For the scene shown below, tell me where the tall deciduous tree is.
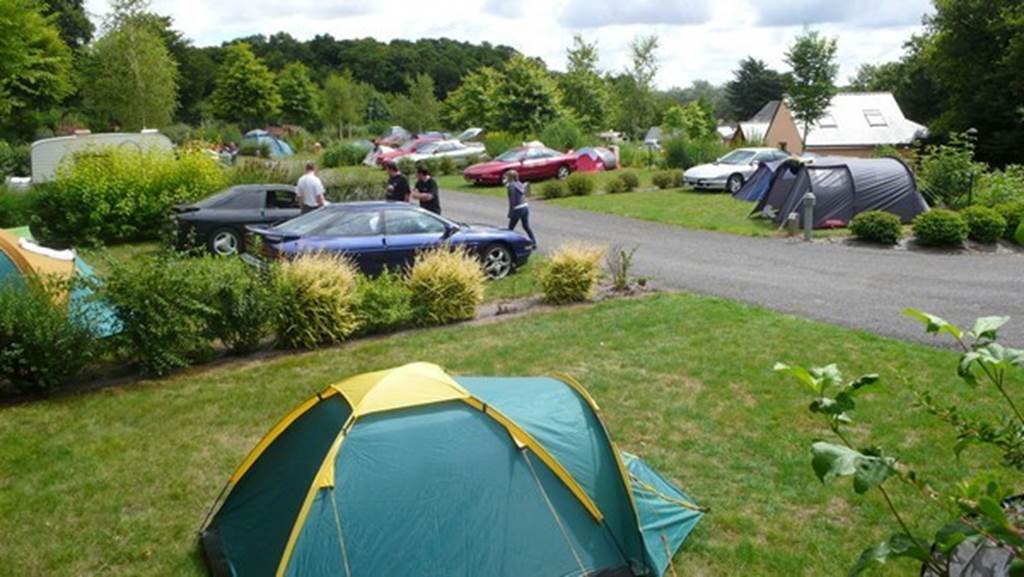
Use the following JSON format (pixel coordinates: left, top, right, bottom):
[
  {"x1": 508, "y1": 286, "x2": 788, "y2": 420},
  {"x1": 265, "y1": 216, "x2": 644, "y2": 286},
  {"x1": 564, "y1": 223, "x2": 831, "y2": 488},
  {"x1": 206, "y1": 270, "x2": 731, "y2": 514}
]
[
  {"x1": 82, "y1": 19, "x2": 177, "y2": 130},
  {"x1": 489, "y1": 55, "x2": 561, "y2": 135},
  {"x1": 441, "y1": 66, "x2": 498, "y2": 129},
  {"x1": 559, "y1": 34, "x2": 609, "y2": 133},
  {"x1": 389, "y1": 73, "x2": 441, "y2": 134},
  {"x1": 725, "y1": 57, "x2": 787, "y2": 121},
  {"x1": 614, "y1": 34, "x2": 659, "y2": 138},
  {"x1": 0, "y1": 0, "x2": 73, "y2": 125},
  {"x1": 784, "y1": 30, "x2": 839, "y2": 146},
  {"x1": 210, "y1": 43, "x2": 281, "y2": 128},
  {"x1": 320, "y1": 72, "x2": 364, "y2": 138},
  {"x1": 277, "y1": 62, "x2": 319, "y2": 128},
  {"x1": 39, "y1": 0, "x2": 93, "y2": 50}
]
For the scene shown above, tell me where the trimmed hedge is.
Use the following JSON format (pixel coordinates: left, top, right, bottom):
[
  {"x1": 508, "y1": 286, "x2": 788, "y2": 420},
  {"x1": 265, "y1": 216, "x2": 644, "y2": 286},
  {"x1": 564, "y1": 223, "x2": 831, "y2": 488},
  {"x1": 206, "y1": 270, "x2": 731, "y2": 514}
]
[
  {"x1": 961, "y1": 206, "x2": 1007, "y2": 244},
  {"x1": 912, "y1": 209, "x2": 968, "y2": 246},
  {"x1": 994, "y1": 201, "x2": 1024, "y2": 240},
  {"x1": 849, "y1": 211, "x2": 903, "y2": 245}
]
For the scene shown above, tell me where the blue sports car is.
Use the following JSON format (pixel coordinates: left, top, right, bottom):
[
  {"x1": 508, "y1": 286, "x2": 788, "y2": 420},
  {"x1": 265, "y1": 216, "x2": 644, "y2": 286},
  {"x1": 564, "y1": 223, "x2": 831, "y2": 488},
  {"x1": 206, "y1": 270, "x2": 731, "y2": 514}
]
[{"x1": 245, "y1": 202, "x2": 533, "y2": 279}]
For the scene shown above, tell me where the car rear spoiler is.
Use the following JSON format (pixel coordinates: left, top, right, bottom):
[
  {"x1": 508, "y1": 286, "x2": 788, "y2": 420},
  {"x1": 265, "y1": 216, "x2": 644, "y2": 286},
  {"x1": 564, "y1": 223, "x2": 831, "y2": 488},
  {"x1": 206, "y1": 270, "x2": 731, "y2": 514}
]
[{"x1": 171, "y1": 204, "x2": 199, "y2": 214}]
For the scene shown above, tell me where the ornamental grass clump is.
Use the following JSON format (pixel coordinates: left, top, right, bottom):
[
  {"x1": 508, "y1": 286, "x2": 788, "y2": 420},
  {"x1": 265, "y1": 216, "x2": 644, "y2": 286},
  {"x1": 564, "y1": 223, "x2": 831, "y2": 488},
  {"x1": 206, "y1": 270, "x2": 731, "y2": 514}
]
[
  {"x1": 541, "y1": 243, "x2": 606, "y2": 304},
  {"x1": 274, "y1": 253, "x2": 362, "y2": 349},
  {"x1": 407, "y1": 246, "x2": 485, "y2": 325}
]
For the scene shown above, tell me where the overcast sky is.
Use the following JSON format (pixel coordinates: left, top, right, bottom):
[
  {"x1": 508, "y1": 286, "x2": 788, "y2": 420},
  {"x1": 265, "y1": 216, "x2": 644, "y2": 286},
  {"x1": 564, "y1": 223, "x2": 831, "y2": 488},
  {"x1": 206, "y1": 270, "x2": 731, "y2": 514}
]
[{"x1": 84, "y1": 0, "x2": 933, "y2": 89}]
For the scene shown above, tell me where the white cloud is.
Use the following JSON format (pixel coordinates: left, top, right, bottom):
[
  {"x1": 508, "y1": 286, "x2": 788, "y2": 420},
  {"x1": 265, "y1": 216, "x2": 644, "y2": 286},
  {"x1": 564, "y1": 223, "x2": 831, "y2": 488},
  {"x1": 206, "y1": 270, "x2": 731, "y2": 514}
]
[{"x1": 84, "y1": 0, "x2": 932, "y2": 89}]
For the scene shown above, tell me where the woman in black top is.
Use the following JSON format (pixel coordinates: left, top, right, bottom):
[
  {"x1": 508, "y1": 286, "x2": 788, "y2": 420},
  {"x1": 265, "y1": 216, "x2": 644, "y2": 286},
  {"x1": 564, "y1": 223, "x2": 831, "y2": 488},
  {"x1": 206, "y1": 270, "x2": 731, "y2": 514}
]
[{"x1": 411, "y1": 165, "x2": 441, "y2": 214}]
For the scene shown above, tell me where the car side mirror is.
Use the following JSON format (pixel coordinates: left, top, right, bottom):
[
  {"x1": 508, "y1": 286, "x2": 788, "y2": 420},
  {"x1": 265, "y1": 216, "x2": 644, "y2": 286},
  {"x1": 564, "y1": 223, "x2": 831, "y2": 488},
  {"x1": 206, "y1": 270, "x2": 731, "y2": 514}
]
[{"x1": 442, "y1": 224, "x2": 458, "y2": 239}]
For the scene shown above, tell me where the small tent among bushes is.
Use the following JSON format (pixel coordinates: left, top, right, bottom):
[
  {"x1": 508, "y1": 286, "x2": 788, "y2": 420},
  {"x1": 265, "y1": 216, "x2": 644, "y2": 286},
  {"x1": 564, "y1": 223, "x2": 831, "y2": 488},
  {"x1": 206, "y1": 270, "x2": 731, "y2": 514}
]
[
  {"x1": 242, "y1": 130, "x2": 294, "y2": 158},
  {"x1": 752, "y1": 156, "x2": 927, "y2": 228},
  {"x1": 201, "y1": 363, "x2": 704, "y2": 577},
  {"x1": 733, "y1": 159, "x2": 786, "y2": 202}
]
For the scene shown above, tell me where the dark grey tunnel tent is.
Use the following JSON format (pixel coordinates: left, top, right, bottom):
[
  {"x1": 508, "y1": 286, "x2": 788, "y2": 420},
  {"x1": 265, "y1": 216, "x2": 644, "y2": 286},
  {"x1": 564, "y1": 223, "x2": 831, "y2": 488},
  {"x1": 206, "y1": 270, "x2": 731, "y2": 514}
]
[{"x1": 751, "y1": 156, "x2": 928, "y2": 228}]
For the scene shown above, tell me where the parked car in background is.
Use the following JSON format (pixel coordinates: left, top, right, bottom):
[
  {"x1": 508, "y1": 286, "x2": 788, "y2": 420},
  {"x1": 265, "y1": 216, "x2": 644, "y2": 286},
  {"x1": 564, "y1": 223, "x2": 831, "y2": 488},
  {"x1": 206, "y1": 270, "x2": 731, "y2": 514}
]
[
  {"x1": 371, "y1": 136, "x2": 445, "y2": 166},
  {"x1": 173, "y1": 184, "x2": 300, "y2": 256},
  {"x1": 463, "y1": 145, "x2": 577, "y2": 185},
  {"x1": 403, "y1": 139, "x2": 487, "y2": 166},
  {"x1": 377, "y1": 126, "x2": 413, "y2": 147},
  {"x1": 245, "y1": 202, "x2": 533, "y2": 279},
  {"x1": 683, "y1": 147, "x2": 791, "y2": 193}
]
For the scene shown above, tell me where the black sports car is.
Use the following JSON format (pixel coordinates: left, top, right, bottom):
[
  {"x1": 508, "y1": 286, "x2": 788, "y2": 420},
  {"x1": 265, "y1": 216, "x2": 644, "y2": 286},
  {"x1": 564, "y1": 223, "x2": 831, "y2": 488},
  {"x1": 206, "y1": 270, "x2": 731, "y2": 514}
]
[{"x1": 173, "y1": 184, "x2": 301, "y2": 255}]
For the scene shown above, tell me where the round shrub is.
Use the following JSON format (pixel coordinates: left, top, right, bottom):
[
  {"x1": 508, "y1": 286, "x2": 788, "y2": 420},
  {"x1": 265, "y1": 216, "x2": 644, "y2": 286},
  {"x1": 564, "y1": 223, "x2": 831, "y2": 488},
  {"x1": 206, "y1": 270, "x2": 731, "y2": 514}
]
[
  {"x1": 541, "y1": 243, "x2": 606, "y2": 304},
  {"x1": 605, "y1": 178, "x2": 627, "y2": 194},
  {"x1": 437, "y1": 156, "x2": 457, "y2": 176},
  {"x1": 663, "y1": 136, "x2": 691, "y2": 169},
  {"x1": 961, "y1": 206, "x2": 1006, "y2": 244},
  {"x1": 565, "y1": 172, "x2": 595, "y2": 196},
  {"x1": 395, "y1": 157, "x2": 416, "y2": 176},
  {"x1": 912, "y1": 209, "x2": 968, "y2": 246},
  {"x1": 994, "y1": 201, "x2": 1024, "y2": 240},
  {"x1": 849, "y1": 211, "x2": 903, "y2": 245},
  {"x1": 355, "y1": 270, "x2": 413, "y2": 335},
  {"x1": 671, "y1": 169, "x2": 685, "y2": 188},
  {"x1": 540, "y1": 180, "x2": 568, "y2": 199},
  {"x1": 274, "y1": 253, "x2": 362, "y2": 349},
  {"x1": 652, "y1": 171, "x2": 674, "y2": 189},
  {"x1": 0, "y1": 281, "x2": 97, "y2": 395},
  {"x1": 540, "y1": 117, "x2": 585, "y2": 151},
  {"x1": 617, "y1": 171, "x2": 640, "y2": 192},
  {"x1": 483, "y1": 131, "x2": 519, "y2": 158},
  {"x1": 192, "y1": 256, "x2": 278, "y2": 354},
  {"x1": 407, "y1": 246, "x2": 485, "y2": 325},
  {"x1": 321, "y1": 141, "x2": 368, "y2": 168}
]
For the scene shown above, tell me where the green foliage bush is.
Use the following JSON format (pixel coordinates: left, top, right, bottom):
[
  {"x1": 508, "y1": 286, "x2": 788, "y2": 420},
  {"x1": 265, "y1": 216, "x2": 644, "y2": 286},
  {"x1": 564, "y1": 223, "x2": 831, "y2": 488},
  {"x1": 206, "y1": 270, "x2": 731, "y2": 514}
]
[
  {"x1": 652, "y1": 171, "x2": 674, "y2": 189},
  {"x1": 849, "y1": 211, "x2": 903, "y2": 245},
  {"x1": 961, "y1": 205, "x2": 1006, "y2": 244},
  {"x1": 407, "y1": 247, "x2": 485, "y2": 325},
  {"x1": 0, "y1": 187, "x2": 35, "y2": 228},
  {"x1": 616, "y1": 144, "x2": 647, "y2": 168},
  {"x1": 355, "y1": 270, "x2": 413, "y2": 335},
  {"x1": 605, "y1": 178, "x2": 627, "y2": 194},
  {"x1": 100, "y1": 255, "x2": 215, "y2": 375},
  {"x1": 662, "y1": 136, "x2": 691, "y2": 169},
  {"x1": 321, "y1": 141, "x2": 368, "y2": 168},
  {"x1": 671, "y1": 169, "x2": 685, "y2": 188},
  {"x1": 994, "y1": 201, "x2": 1024, "y2": 240},
  {"x1": 687, "y1": 138, "x2": 729, "y2": 167},
  {"x1": 975, "y1": 165, "x2": 1024, "y2": 207},
  {"x1": 483, "y1": 131, "x2": 519, "y2": 158},
  {"x1": 918, "y1": 131, "x2": 983, "y2": 209},
  {"x1": 0, "y1": 141, "x2": 30, "y2": 176},
  {"x1": 395, "y1": 157, "x2": 416, "y2": 175},
  {"x1": 192, "y1": 257, "x2": 277, "y2": 354},
  {"x1": 565, "y1": 172, "x2": 595, "y2": 196},
  {"x1": 437, "y1": 156, "x2": 457, "y2": 176},
  {"x1": 324, "y1": 169, "x2": 386, "y2": 202},
  {"x1": 238, "y1": 140, "x2": 271, "y2": 158},
  {"x1": 912, "y1": 209, "x2": 968, "y2": 246},
  {"x1": 871, "y1": 144, "x2": 903, "y2": 159},
  {"x1": 274, "y1": 253, "x2": 362, "y2": 349},
  {"x1": 540, "y1": 117, "x2": 585, "y2": 151},
  {"x1": 617, "y1": 170, "x2": 640, "y2": 192},
  {"x1": 539, "y1": 180, "x2": 568, "y2": 199},
  {"x1": 33, "y1": 149, "x2": 227, "y2": 245},
  {"x1": 541, "y1": 243, "x2": 605, "y2": 304},
  {"x1": 0, "y1": 280, "x2": 97, "y2": 395},
  {"x1": 227, "y1": 159, "x2": 302, "y2": 186}
]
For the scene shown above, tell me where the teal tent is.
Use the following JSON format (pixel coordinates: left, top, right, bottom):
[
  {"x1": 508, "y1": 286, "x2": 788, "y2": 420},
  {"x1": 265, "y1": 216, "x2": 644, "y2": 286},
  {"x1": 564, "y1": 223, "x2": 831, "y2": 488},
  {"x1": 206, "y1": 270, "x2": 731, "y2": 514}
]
[{"x1": 201, "y1": 363, "x2": 704, "y2": 577}]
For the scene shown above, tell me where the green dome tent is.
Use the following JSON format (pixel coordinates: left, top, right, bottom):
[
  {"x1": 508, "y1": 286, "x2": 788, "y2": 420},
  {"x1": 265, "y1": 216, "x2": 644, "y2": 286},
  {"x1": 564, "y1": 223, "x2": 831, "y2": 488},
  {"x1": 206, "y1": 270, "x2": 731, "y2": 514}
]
[{"x1": 200, "y1": 363, "x2": 704, "y2": 577}]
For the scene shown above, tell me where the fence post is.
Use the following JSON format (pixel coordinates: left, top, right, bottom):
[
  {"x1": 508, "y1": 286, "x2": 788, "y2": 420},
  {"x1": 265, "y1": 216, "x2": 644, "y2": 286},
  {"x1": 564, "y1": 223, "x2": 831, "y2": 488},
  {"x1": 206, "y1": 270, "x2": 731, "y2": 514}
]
[{"x1": 803, "y1": 193, "x2": 815, "y2": 242}]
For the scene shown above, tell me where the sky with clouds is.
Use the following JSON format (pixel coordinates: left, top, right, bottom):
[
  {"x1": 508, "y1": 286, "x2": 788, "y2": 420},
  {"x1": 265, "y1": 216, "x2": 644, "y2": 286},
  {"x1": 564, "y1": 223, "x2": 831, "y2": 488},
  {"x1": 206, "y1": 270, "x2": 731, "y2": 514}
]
[{"x1": 84, "y1": 0, "x2": 933, "y2": 89}]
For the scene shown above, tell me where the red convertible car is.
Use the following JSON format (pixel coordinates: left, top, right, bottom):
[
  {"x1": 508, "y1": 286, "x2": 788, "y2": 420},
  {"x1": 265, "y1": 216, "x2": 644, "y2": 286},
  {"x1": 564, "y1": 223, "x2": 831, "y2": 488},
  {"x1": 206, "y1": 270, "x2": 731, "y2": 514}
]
[{"x1": 463, "y1": 145, "x2": 577, "y2": 185}]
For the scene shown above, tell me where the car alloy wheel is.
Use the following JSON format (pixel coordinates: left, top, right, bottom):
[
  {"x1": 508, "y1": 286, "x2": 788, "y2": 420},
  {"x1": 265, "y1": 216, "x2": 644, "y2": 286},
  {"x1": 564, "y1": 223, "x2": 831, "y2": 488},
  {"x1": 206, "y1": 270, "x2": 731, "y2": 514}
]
[
  {"x1": 482, "y1": 244, "x2": 513, "y2": 280},
  {"x1": 727, "y1": 174, "x2": 744, "y2": 194},
  {"x1": 210, "y1": 229, "x2": 240, "y2": 256},
  {"x1": 556, "y1": 166, "x2": 570, "y2": 180}
]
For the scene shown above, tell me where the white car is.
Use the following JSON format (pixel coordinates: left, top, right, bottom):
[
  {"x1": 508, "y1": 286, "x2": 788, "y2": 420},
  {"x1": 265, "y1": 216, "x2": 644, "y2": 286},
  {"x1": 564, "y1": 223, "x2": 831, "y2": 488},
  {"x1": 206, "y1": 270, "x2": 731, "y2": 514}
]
[
  {"x1": 683, "y1": 147, "x2": 790, "y2": 193},
  {"x1": 403, "y1": 139, "x2": 487, "y2": 166}
]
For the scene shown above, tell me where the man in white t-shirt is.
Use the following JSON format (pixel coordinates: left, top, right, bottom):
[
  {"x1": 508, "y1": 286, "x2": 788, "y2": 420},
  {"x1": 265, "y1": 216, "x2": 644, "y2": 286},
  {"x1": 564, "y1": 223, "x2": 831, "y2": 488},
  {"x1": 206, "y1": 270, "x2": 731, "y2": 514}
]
[{"x1": 296, "y1": 162, "x2": 326, "y2": 213}]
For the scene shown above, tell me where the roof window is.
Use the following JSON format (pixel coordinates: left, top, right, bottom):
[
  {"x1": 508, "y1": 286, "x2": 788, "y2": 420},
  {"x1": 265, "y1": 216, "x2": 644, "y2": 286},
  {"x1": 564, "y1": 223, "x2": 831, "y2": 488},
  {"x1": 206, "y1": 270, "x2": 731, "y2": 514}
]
[{"x1": 863, "y1": 109, "x2": 887, "y2": 127}]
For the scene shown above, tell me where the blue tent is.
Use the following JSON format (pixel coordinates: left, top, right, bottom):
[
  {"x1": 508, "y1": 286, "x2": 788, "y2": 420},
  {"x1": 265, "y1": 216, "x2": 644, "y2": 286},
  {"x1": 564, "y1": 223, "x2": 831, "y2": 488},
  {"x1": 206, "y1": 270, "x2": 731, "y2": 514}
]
[
  {"x1": 243, "y1": 130, "x2": 295, "y2": 158},
  {"x1": 733, "y1": 159, "x2": 785, "y2": 202},
  {"x1": 201, "y1": 363, "x2": 704, "y2": 577}
]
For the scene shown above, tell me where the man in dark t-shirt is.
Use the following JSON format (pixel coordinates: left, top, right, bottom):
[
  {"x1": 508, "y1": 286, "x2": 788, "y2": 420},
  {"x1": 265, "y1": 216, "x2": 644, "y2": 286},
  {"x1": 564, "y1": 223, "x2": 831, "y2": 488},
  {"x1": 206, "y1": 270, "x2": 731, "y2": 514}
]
[
  {"x1": 412, "y1": 165, "x2": 441, "y2": 214},
  {"x1": 384, "y1": 161, "x2": 410, "y2": 202}
]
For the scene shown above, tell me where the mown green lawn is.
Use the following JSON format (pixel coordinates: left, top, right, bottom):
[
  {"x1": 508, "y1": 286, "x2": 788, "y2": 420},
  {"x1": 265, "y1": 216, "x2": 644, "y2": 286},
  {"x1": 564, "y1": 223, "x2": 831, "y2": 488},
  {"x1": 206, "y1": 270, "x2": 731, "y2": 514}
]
[{"x1": 0, "y1": 292, "x2": 1003, "y2": 576}]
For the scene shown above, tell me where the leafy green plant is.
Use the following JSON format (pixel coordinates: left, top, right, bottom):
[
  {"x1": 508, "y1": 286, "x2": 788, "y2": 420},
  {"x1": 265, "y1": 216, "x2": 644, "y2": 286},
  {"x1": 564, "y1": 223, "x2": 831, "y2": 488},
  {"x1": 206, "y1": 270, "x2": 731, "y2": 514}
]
[
  {"x1": 273, "y1": 253, "x2": 362, "y2": 349},
  {"x1": 671, "y1": 169, "x2": 686, "y2": 188},
  {"x1": 975, "y1": 165, "x2": 1024, "y2": 207},
  {"x1": 912, "y1": 209, "x2": 968, "y2": 246},
  {"x1": 437, "y1": 156, "x2": 457, "y2": 176},
  {"x1": 0, "y1": 187, "x2": 36, "y2": 228},
  {"x1": 994, "y1": 202, "x2": 1024, "y2": 241},
  {"x1": 323, "y1": 169, "x2": 386, "y2": 202},
  {"x1": 606, "y1": 245, "x2": 638, "y2": 291},
  {"x1": 617, "y1": 170, "x2": 640, "y2": 192},
  {"x1": 483, "y1": 131, "x2": 519, "y2": 158},
  {"x1": 663, "y1": 136, "x2": 691, "y2": 170},
  {"x1": 776, "y1": 310, "x2": 1024, "y2": 576},
  {"x1": 355, "y1": 269, "x2": 414, "y2": 335},
  {"x1": 0, "y1": 141, "x2": 30, "y2": 176},
  {"x1": 540, "y1": 117, "x2": 585, "y2": 151},
  {"x1": 0, "y1": 279, "x2": 97, "y2": 395},
  {"x1": 850, "y1": 210, "x2": 903, "y2": 245},
  {"x1": 227, "y1": 159, "x2": 302, "y2": 186},
  {"x1": 605, "y1": 178, "x2": 627, "y2": 194},
  {"x1": 32, "y1": 149, "x2": 227, "y2": 245},
  {"x1": 237, "y1": 140, "x2": 271, "y2": 158},
  {"x1": 652, "y1": 171, "x2": 674, "y2": 189},
  {"x1": 541, "y1": 243, "x2": 605, "y2": 304},
  {"x1": 321, "y1": 141, "x2": 368, "y2": 168},
  {"x1": 540, "y1": 180, "x2": 568, "y2": 199},
  {"x1": 872, "y1": 144, "x2": 904, "y2": 159},
  {"x1": 961, "y1": 206, "x2": 1007, "y2": 244},
  {"x1": 918, "y1": 131, "x2": 984, "y2": 209},
  {"x1": 192, "y1": 256, "x2": 278, "y2": 354},
  {"x1": 407, "y1": 246, "x2": 485, "y2": 325},
  {"x1": 565, "y1": 172, "x2": 596, "y2": 196},
  {"x1": 395, "y1": 157, "x2": 416, "y2": 176}
]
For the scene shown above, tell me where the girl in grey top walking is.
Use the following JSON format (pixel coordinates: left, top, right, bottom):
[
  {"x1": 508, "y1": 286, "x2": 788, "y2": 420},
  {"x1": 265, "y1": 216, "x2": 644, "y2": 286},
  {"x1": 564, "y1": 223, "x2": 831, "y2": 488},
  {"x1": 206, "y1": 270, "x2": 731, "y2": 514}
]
[{"x1": 505, "y1": 170, "x2": 536, "y2": 247}]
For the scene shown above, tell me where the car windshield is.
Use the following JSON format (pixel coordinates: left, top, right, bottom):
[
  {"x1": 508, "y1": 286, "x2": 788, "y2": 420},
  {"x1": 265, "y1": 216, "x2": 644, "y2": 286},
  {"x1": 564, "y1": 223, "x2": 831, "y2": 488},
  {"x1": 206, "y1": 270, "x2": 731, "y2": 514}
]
[
  {"x1": 193, "y1": 188, "x2": 238, "y2": 208},
  {"x1": 272, "y1": 209, "x2": 338, "y2": 235},
  {"x1": 417, "y1": 142, "x2": 440, "y2": 154},
  {"x1": 495, "y1": 149, "x2": 525, "y2": 162},
  {"x1": 718, "y1": 150, "x2": 757, "y2": 165}
]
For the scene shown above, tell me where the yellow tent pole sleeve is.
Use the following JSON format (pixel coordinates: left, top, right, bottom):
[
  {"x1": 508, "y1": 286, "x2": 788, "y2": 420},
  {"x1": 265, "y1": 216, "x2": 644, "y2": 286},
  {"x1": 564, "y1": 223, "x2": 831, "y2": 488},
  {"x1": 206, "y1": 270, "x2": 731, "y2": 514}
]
[
  {"x1": 462, "y1": 397, "x2": 604, "y2": 523},
  {"x1": 275, "y1": 415, "x2": 354, "y2": 577}
]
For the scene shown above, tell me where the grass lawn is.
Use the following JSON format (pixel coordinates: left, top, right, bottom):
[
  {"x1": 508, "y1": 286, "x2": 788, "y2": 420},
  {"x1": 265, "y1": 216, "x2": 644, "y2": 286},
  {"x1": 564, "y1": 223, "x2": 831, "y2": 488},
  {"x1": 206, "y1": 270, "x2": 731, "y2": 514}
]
[{"x1": 0, "y1": 292, "x2": 1006, "y2": 576}]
